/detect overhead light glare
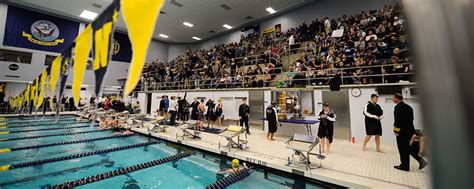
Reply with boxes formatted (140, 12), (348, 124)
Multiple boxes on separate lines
(79, 10), (98, 20)
(158, 34), (169, 38)
(183, 22), (194, 27)
(265, 7), (276, 14)
(192, 36), (201, 40)
(223, 24), (233, 29)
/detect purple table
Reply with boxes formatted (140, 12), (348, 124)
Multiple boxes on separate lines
(261, 118), (319, 135)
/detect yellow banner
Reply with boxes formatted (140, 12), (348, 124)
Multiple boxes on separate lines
(36, 69), (47, 109)
(122, 0), (165, 97)
(50, 56), (61, 95)
(73, 25), (93, 107)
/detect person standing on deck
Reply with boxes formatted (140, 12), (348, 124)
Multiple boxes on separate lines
(362, 94), (384, 152)
(266, 102), (278, 141)
(239, 98), (251, 135)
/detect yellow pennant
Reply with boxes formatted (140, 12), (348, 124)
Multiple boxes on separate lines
(36, 69), (47, 109)
(32, 77), (39, 107)
(25, 84), (30, 102)
(122, 0), (165, 97)
(73, 25), (93, 107)
(50, 56), (62, 95)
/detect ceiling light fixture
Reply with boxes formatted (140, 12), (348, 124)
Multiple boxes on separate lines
(192, 36), (201, 40)
(158, 34), (169, 38)
(79, 10), (98, 21)
(265, 7), (276, 14)
(183, 22), (194, 27)
(223, 24), (233, 29)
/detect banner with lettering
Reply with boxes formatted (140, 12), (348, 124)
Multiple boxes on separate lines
(111, 32), (132, 62)
(3, 6), (80, 53)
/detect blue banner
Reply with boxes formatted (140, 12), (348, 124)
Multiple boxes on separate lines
(111, 32), (132, 62)
(3, 6), (80, 53)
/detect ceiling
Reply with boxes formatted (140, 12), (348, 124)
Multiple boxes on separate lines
(7, 0), (313, 43)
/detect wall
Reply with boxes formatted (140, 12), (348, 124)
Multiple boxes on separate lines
(167, 43), (198, 62)
(197, 31), (242, 50)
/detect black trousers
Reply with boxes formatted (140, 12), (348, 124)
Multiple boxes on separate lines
(181, 112), (189, 122)
(177, 109), (183, 121)
(170, 110), (177, 125)
(410, 141), (425, 165)
(396, 134), (412, 170)
(240, 116), (249, 133)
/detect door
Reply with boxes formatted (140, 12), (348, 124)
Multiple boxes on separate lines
(322, 90), (351, 141)
(146, 93), (152, 114)
(249, 90), (264, 127)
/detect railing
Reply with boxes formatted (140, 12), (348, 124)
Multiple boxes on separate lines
(139, 63), (414, 91)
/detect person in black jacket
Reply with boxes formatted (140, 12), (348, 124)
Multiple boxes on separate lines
(266, 102), (278, 141)
(362, 94), (384, 152)
(317, 102), (336, 154)
(238, 98), (250, 135)
(392, 93), (427, 171)
(190, 97), (199, 120)
(158, 95), (165, 116)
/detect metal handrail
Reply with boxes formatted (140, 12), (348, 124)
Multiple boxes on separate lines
(140, 63), (414, 90)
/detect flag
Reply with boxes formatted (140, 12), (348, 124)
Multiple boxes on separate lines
(57, 46), (73, 116)
(32, 77), (39, 109)
(92, 0), (120, 97)
(36, 69), (47, 109)
(50, 56), (62, 95)
(122, 0), (165, 97)
(72, 25), (92, 107)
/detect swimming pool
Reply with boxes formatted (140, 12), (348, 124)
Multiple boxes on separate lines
(0, 116), (331, 188)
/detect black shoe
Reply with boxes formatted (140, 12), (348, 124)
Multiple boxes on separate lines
(247, 132), (251, 135)
(419, 161), (428, 170)
(394, 165), (409, 172)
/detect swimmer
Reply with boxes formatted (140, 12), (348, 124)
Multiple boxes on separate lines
(218, 159), (248, 174)
(99, 116), (109, 129)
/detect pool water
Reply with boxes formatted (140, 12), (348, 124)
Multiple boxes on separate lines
(0, 116), (328, 189)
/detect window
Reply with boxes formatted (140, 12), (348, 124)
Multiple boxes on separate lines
(45, 55), (57, 66)
(0, 49), (32, 64)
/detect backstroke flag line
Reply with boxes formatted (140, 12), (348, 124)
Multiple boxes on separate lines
(72, 25), (93, 107)
(122, 0), (165, 97)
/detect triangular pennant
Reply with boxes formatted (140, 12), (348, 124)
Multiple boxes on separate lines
(122, 0), (165, 97)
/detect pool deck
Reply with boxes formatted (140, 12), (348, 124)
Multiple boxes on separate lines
(128, 121), (430, 188)
(1, 112), (430, 188)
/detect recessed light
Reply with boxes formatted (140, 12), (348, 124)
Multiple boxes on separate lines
(183, 22), (194, 27)
(158, 34), (169, 38)
(192, 36), (201, 40)
(265, 7), (276, 14)
(79, 10), (98, 21)
(223, 24), (233, 29)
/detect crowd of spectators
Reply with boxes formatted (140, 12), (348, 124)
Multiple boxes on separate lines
(142, 4), (412, 90)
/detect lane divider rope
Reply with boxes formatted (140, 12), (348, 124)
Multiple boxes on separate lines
(0, 129), (112, 142)
(206, 169), (251, 189)
(49, 152), (192, 189)
(0, 140), (161, 172)
(3, 121), (87, 128)
(0, 133), (133, 154)
(1, 117), (76, 124)
(4, 125), (97, 134)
